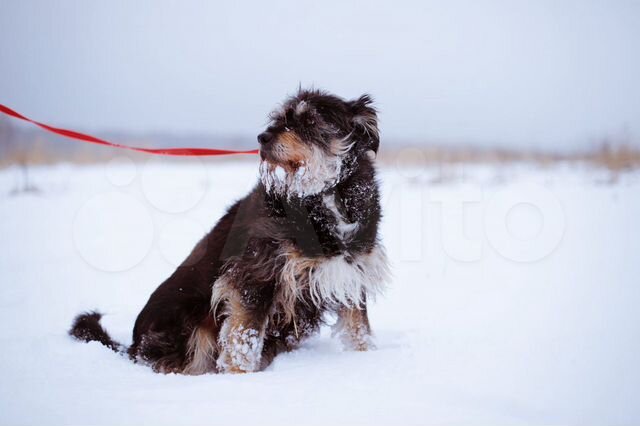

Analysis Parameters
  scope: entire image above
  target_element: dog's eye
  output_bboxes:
[284,126,291,132]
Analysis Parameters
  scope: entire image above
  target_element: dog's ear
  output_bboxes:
[349,94,379,157]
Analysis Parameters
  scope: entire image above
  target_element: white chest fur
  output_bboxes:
[278,243,390,314]
[275,194,389,314]
[307,245,390,307]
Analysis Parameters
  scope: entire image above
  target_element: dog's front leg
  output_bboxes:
[216,287,272,374]
[332,302,374,351]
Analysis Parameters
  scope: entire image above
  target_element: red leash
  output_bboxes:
[0,103,260,157]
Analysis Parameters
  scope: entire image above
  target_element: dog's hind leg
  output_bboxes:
[183,316,219,375]
[128,327,190,374]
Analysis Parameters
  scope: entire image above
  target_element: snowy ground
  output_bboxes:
[1,158,639,425]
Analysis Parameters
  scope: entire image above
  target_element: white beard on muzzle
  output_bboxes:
[259,147,343,198]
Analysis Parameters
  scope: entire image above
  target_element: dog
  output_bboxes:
[70,89,390,374]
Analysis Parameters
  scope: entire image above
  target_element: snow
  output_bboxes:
[1,159,640,425]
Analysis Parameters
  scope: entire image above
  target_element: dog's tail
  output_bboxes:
[69,311,125,353]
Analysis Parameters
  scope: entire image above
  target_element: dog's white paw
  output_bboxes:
[217,324,263,373]
[332,320,375,352]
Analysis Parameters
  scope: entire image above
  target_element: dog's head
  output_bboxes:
[258,89,379,197]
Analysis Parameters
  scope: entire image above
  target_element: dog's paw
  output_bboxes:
[333,322,375,352]
[220,364,249,374]
[217,325,263,373]
[341,333,375,352]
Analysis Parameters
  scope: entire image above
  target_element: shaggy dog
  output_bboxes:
[70,89,390,374]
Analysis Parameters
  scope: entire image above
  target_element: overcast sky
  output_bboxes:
[1,0,639,150]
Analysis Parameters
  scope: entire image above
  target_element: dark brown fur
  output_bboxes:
[70,89,386,374]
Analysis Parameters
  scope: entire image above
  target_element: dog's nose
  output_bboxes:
[257,132,274,145]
